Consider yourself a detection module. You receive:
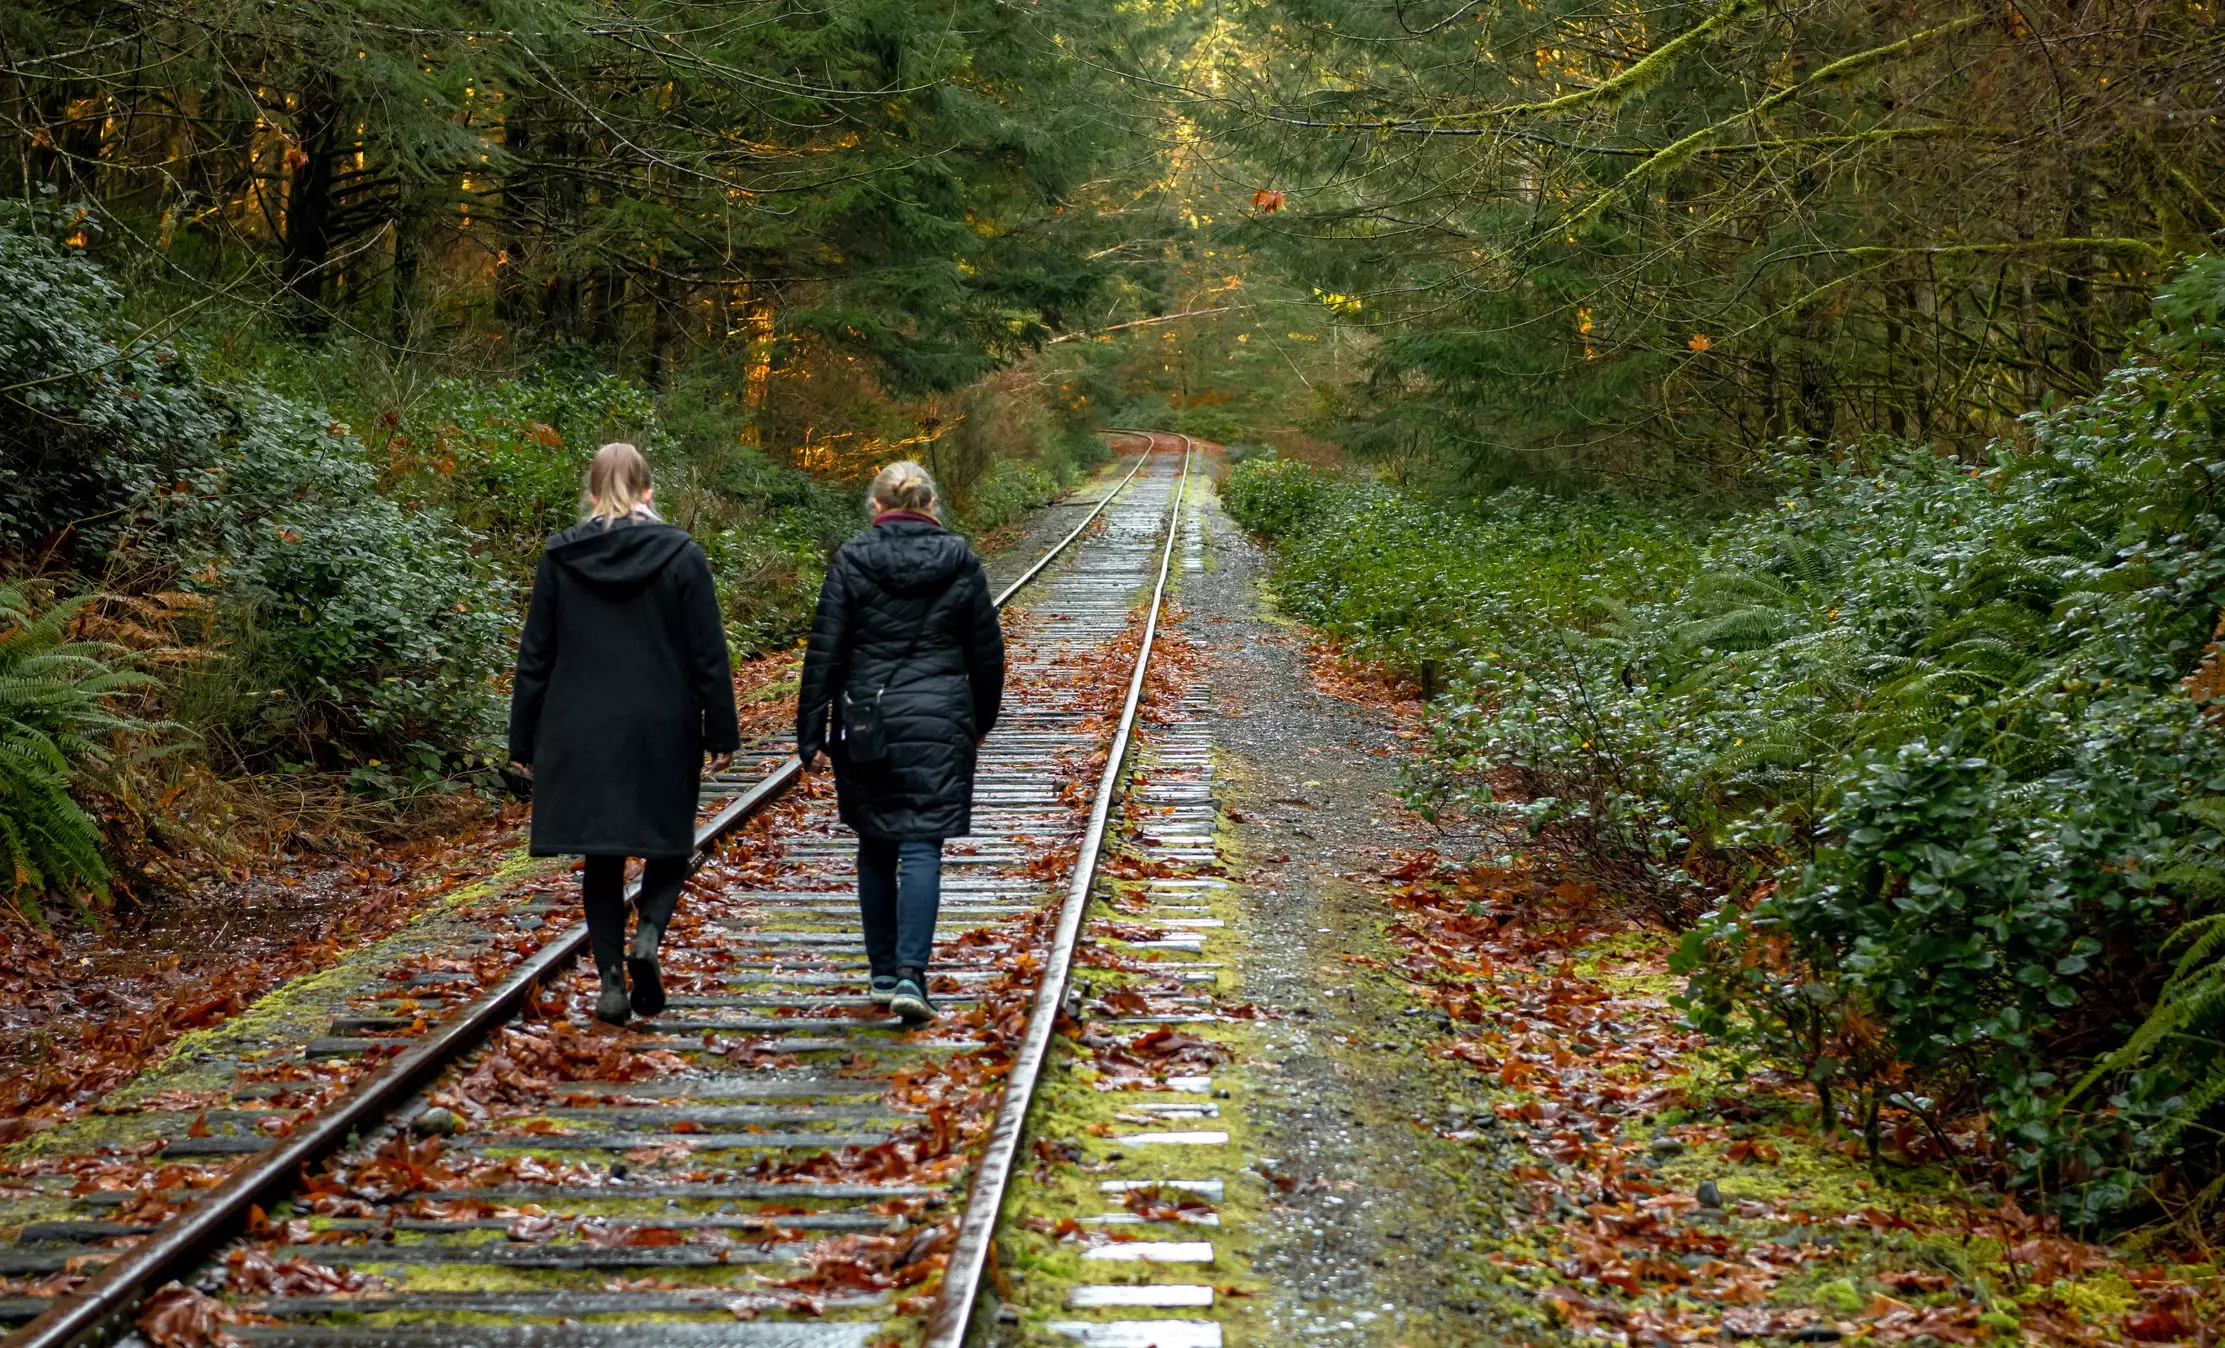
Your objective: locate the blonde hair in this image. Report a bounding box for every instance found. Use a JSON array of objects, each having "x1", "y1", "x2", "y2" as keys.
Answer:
[
  {"x1": 867, "y1": 460, "x2": 938, "y2": 516},
  {"x1": 584, "y1": 442, "x2": 655, "y2": 525}
]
